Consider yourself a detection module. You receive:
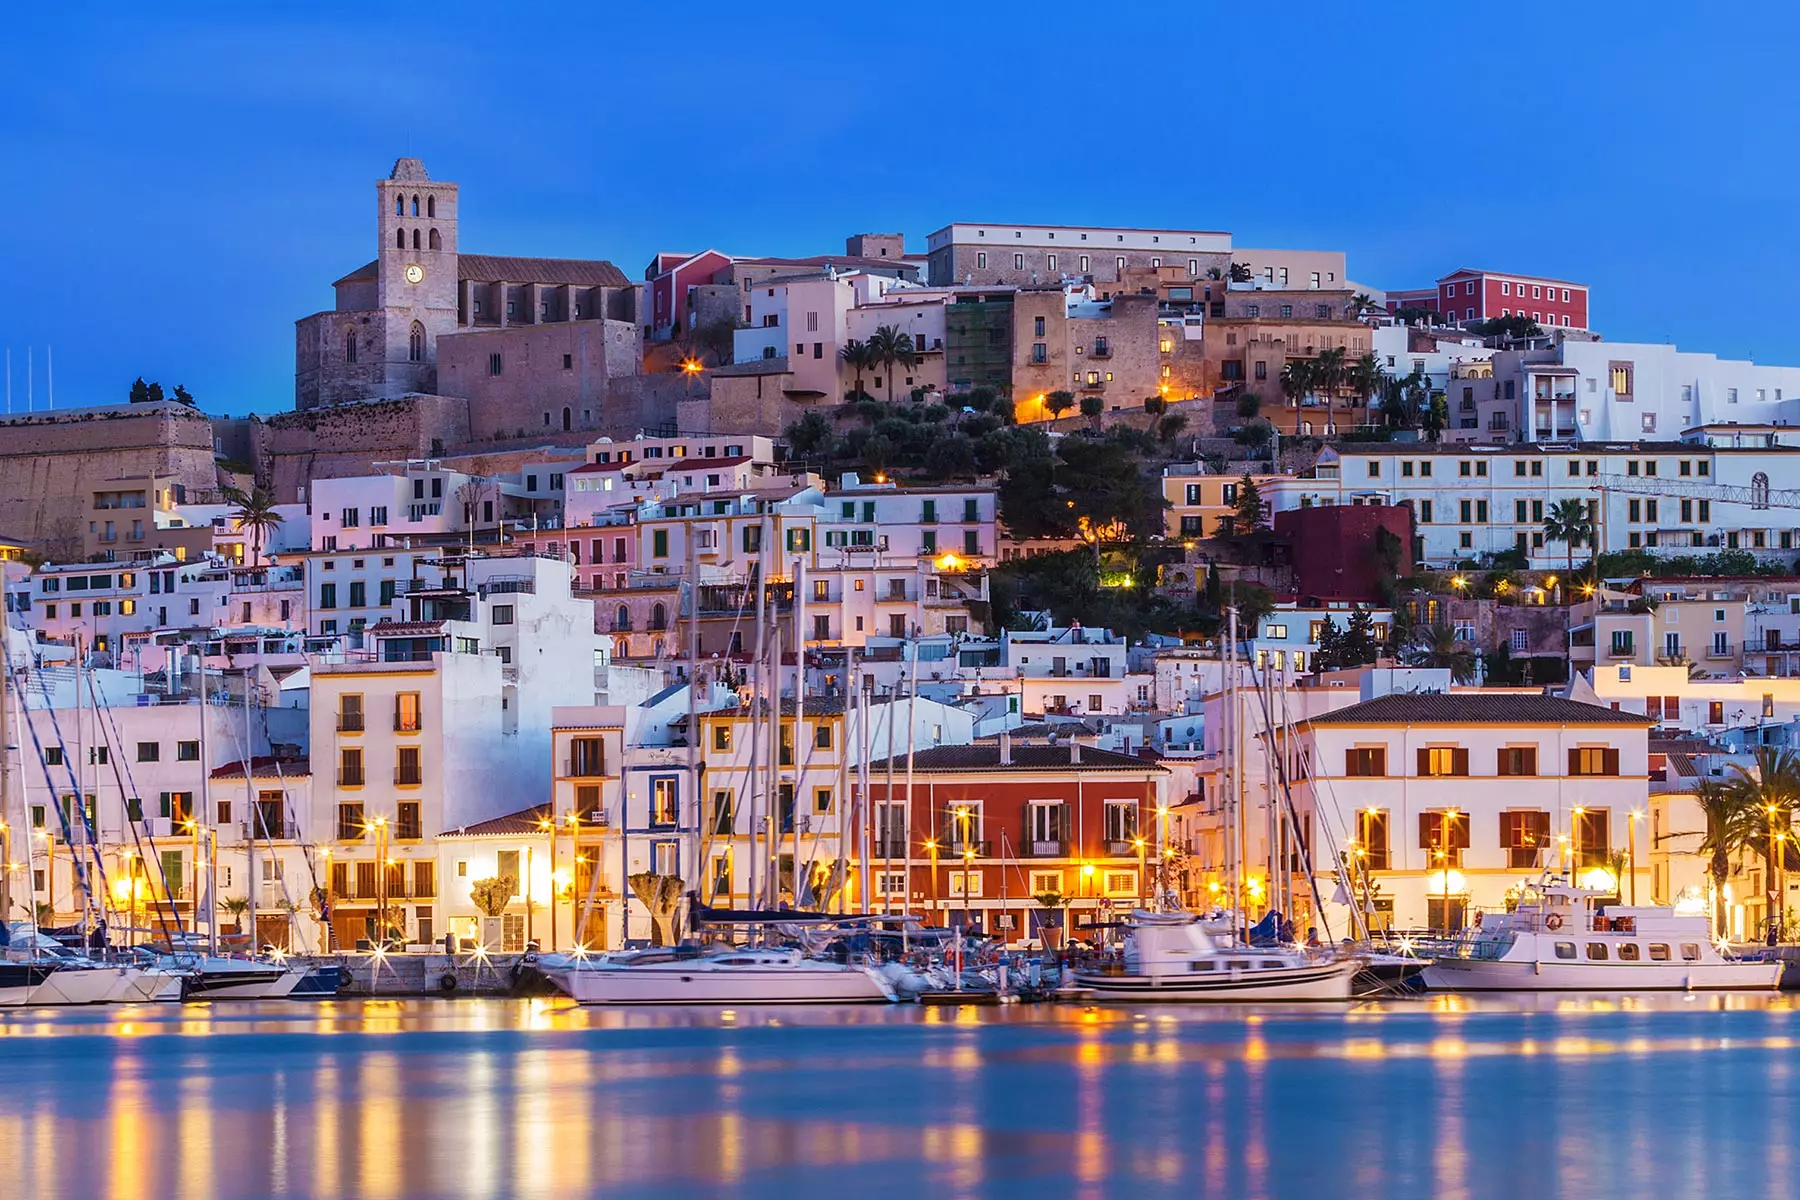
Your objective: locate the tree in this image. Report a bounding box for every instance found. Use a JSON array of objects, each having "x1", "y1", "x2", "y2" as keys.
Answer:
[
  {"x1": 1235, "y1": 393, "x2": 1261, "y2": 419},
  {"x1": 1406, "y1": 623, "x2": 1477, "y2": 682},
  {"x1": 1695, "y1": 779, "x2": 1758, "y2": 937},
  {"x1": 469, "y1": 876, "x2": 515, "y2": 918},
  {"x1": 1728, "y1": 747, "x2": 1800, "y2": 931},
  {"x1": 925, "y1": 433, "x2": 977, "y2": 479},
  {"x1": 1315, "y1": 607, "x2": 1380, "y2": 672},
  {"x1": 628, "y1": 870, "x2": 685, "y2": 947},
  {"x1": 129, "y1": 377, "x2": 152, "y2": 404},
  {"x1": 784, "y1": 410, "x2": 834, "y2": 457},
  {"x1": 867, "y1": 325, "x2": 916, "y2": 398},
  {"x1": 1394, "y1": 306, "x2": 1439, "y2": 325},
  {"x1": 839, "y1": 339, "x2": 876, "y2": 397},
  {"x1": 129, "y1": 377, "x2": 168, "y2": 405},
  {"x1": 1155, "y1": 413, "x2": 1189, "y2": 446},
  {"x1": 223, "y1": 485, "x2": 285, "y2": 567},
  {"x1": 1143, "y1": 395, "x2": 1167, "y2": 416},
  {"x1": 1469, "y1": 314, "x2": 1543, "y2": 341},
  {"x1": 172, "y1": 384, "x2": 195, "y2": 406},
  {"x1": 1233, "y1": 419, "x2": 1275, "y2": 450},
  {"x1": 1079, "y1": 394, "x2": 1104, "y2": 429},
  {"x1": 1348, "y1": 353, "x2": 1385, "y2": 412},
  {"x1": 1278, "y1": 359, "x2": 1312, "y2": 409},
  {"x1": 1423, "y1": 393, "x2": 1449, "y2": 442},
  {"x1": 691, "y1": 314, "x2": 737, "y2": 367},
  {"x1": 1351, "y1": 293, "x2": 1376, "y2": 316},
  {"x1": 1232, "y1": 474, "x2": 1267, "y2": 532},
  {"x1": 1542, "y1": 497, "x2": 1595, "y2": 580},
  {"x1": 220, "y1": 895, "x2": 250, "y2": 933},
  {"x1": 1312, "y1": 347, "x2": 1349, "y2": 418},
  {"x1": 1228, "y1": 261, "x2": 1253, "y2": 283},
  {"x1": 1043, "y1": 390, "x2": 1076, "y2": 421}
]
